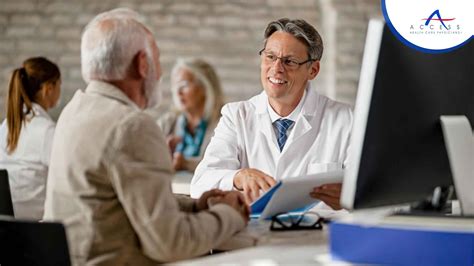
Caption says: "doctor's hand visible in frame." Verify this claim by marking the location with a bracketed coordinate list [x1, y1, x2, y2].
[233, 168, 277, 204]
[310, 183, 343, 210]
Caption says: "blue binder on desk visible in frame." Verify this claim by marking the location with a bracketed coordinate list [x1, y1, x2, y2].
[330, 218, 474, 265]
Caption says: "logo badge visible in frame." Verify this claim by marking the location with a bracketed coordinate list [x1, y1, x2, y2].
[382, 0, 472, 53]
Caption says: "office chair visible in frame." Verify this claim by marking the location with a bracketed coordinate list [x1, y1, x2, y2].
[0, 169, 14, 216]
[0, 218, 71, 266]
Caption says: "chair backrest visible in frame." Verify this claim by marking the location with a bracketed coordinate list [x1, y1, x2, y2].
[0, 169, 14, 216]
[0, 218, 71, 266]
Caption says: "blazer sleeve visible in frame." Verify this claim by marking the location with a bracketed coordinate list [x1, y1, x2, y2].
[41, 123, 56, 165]
[105, 112, 245, 262]
[190, 104, 242, 198]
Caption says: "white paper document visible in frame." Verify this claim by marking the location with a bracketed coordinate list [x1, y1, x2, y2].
[250, 170, 344, 220]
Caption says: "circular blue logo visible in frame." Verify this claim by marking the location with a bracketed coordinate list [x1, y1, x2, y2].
[382, 0, 473, 53]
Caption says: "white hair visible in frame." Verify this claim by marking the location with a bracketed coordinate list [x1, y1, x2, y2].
[81, 8, 153, 83]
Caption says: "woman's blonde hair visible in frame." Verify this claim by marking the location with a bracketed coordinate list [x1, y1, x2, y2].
[6, 57, 61, 153]
[171, 58, 224, 121]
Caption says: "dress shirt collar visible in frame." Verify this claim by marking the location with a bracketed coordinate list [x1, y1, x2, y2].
[267, 84, 308, 123]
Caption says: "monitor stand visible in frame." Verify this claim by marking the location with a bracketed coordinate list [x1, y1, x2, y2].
[440, 115, 473, 216]
[400, 116, 473, 217]
[409, 186, 453, 214]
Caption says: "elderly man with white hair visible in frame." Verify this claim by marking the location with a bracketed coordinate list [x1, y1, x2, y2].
[43, 8, 249, 265]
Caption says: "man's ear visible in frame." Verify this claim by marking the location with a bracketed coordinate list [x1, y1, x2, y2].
[308, 60, 320, 80]
[136, 50, 149, 79]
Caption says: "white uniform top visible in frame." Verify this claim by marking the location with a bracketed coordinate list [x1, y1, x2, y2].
[0, 103, 55, 219]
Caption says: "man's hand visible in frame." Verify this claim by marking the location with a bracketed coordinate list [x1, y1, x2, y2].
[310, 183, 343, 210]
[233, 168, 277, 204]
[172, 152, 185, 170]
[208, 191, 250, 224]
[195, 189, 226, 211]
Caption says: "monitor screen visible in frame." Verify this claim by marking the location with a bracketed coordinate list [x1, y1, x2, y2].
[341, 20, 473, 210]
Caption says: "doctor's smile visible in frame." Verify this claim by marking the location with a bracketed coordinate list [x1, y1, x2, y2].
[268, 77, 287, 85]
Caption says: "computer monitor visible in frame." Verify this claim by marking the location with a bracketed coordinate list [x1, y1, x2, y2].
[341, 20, 473, 212]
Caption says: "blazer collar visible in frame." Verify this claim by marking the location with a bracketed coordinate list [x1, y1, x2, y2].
[85, 80, 141, 111]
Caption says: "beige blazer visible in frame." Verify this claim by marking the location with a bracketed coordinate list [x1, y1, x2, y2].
[43, 81, 245, 265]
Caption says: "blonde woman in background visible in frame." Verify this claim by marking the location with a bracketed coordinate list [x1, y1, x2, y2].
[159, 58, 224, 171]
[0, 57, 61, 220]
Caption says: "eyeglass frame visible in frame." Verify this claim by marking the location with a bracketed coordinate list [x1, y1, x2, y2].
[259, 48, 317, 70]
[269, 211, 326, 231]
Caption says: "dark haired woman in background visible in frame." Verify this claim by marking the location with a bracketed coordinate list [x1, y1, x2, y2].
[0, 57, 61, 220]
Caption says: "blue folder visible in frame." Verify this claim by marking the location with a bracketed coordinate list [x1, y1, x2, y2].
[250, 182, 316, 219]
[250, 182, 282, 215]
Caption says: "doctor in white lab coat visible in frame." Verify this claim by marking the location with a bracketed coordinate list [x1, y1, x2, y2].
[191, 18, 353, 210]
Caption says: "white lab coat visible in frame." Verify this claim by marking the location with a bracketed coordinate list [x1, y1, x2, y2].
[0, 103, 55, 219]
[191, 84, 353, 198]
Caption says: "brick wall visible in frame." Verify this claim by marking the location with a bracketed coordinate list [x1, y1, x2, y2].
[0, 0, 381, 120]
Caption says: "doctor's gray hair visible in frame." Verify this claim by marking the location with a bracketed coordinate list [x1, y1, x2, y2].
[81, 8, 154, 83]
[263, 18, 323, 61]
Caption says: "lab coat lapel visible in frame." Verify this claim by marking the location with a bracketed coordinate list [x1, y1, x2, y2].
[284, 115, 312, 151]
[282, 86, 320, 153]
[258, 113, 278, 148]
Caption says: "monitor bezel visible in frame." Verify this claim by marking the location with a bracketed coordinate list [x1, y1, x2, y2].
[341, 19, 384, 210]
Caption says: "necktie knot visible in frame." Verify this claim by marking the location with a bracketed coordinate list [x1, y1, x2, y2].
[274, 119, 294, 152]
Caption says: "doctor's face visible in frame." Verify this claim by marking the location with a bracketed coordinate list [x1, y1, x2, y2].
[260, 31, 319, 107]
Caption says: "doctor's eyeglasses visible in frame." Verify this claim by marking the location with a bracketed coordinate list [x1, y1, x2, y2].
[270, 212, 326, 231]
[259, 49, 316, 70]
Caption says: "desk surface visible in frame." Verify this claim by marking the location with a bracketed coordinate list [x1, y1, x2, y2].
[179, 244, 330, 265]
[171, 179, 345, 265]
[174, 219, 331, 265]
[172, 171, 193, 195]
[174, 206, 473, 265]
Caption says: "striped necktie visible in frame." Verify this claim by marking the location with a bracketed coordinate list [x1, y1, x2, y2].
[274, 118, 294, 152]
